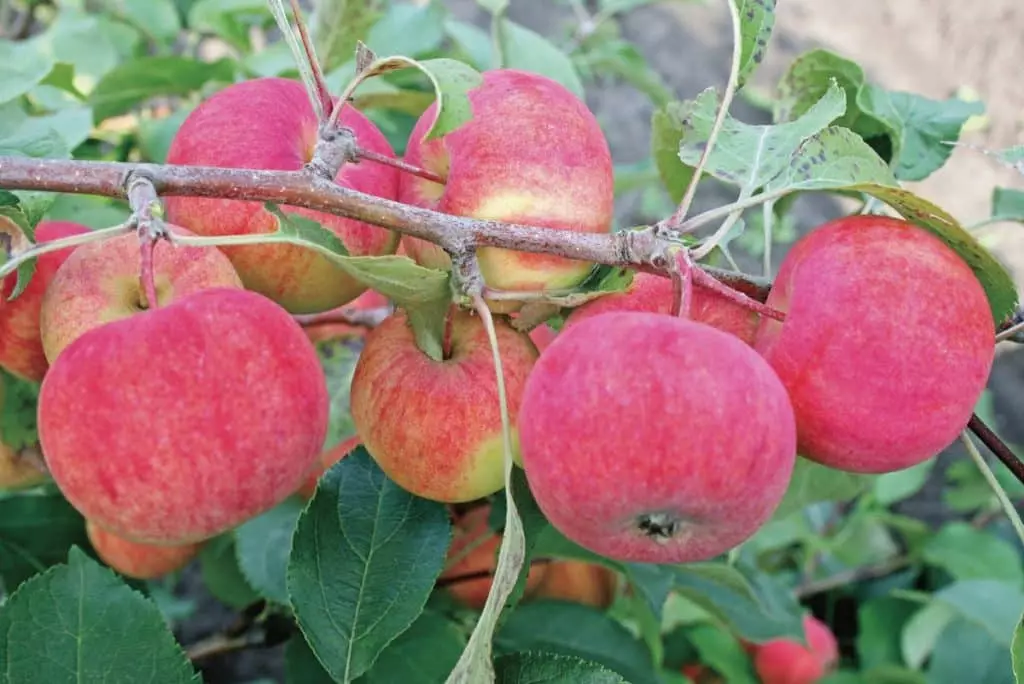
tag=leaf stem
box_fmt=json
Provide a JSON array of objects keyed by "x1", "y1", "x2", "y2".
[
  {"x1": 0, "y1": 223, "x2": 134, "y2": 281},
  {"x1": 659, "y1": 0, "x2": 744, "y2": 230},
  {"x1": 961, "y1": 431, "x2": 1024, "y2": 548}
]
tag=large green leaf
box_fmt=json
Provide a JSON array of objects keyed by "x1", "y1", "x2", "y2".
[
  {"x1": 0, "y1": 489, "x2": 88, "y2": 593},
  {"x1": 233, "y1": 496, "x2": 305, "y2": 605},
  {"x1": 494, "y1": 652, "x2": 629, "y2": 683}
]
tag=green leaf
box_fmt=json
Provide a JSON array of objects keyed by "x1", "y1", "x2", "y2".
[
  {"x1": 356, "y1": 610, "x2": 466, "y2": 683},
  {"x1": 494, "y1": 651, "x2": 629, "y2": 683},
  {"x1": 98, "y1": 0, "x2": 183, "y2": 42},
  {"x1": 0, "y1": 369, "x2": 40, "y2": 452},
  {"x1": 198, "y1": 534, "x2": 261, "y2": 609},
  {"x1": 187, "y1": 0, "x2": 270, "y2": 51},
  {"x1": 495, "y1": 19, "x2": 586, "y2": 99},
  {"x1": 901, "y1": 600, "x2": 957, "y2": 669},
  {"x1": 138, "y1": 106, "x2": 194, "y2": 164},
  {"x1": 0, "y1": 547, "x2": 199, "y2": 683},
  {"x1": 0, "y1": 40, "x2": 56, "y2": 104},
  {"x1": 686, "y1": 623, "x2": 759, "y2": 684},
  {"x1": 286, "y1": 635, "x2": 335, "y2": 684},
  {"x1": 773, "y1": 457, "x2": 873, "y2": 519},
  {"x1": 44, "y1": 194, "x2": 132, "y2": 230},
  {"x1": 316, "y1": 336, "x2": 363, "y2": 451},
  {"x1": 0, "y1": 490, "x2": 88, "y2": 593},
  {"x1": 651, "y1": 104, "x2": 695, "y2": 203},
  {"x1": 861, "y1": 86, "x2": 983, "y2": 181},
  {"x1": 857, "y1": 597, "x2": 920, "y2": 670},
  {"x1": 927, "y1": 618, "x2": 1017, "y2": 684},
  {"x1": 0, "y1": 118, "x2": 72, "y2": 232},
  {"x1": 312, "y1": 0, "x2": 384, "y2": 72},
  {"x1": 992, "y1": 187, "x2": 1024, "y2": 223},
  {"x1": 287, "y1": 447, "x2": 451, "y2": 681},
  {"x1": 677, "y1": 82, "x2": 846, "y2": 189},
  {"x1": 996, "y1": 146, "x2": 1024, "y2": 173},
  {"x1": 445, "y1": 19, "x2": 495, "y2": 71},
  {"x1": 872, "y1": 459, "x2": 935, "y2": 506},
  {"x1": 233, "y1": 496, "x2": 305, "y2": 606},
  {"x1": 33, "y1": 9, "x2": 134, "y2": 91},
  {"x1": 89, "y1": 56, "x2": 236, "y2": 122},
  {"x1": 365, "y1": 1, "x2": 447, "y2": 58},
  {"x1": 763, "y1": 125, "x2": 897, "y2": 192},
  {"x1": 495, "y1": 601, "x2": 659, "y2": 684},
  {"x1": 932, "y1": 580, "x2": 1024, "y2": 645},
  {"x1": 735, "y1": 0, "x2": 777, "y2": 89},
  {"x1": 672, "y1": 563, "x2": 805, "y2": 643},
  {"x1": 921, "y1": 522, "x2": 1024, "y2": 587},
  {"x1": 1012, "y1": 610, "x2": 1023, "y2": 684}
]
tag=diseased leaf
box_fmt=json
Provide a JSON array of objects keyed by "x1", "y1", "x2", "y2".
[
  {"x1": 735, "y1": 0, "x2": 777, "y2": 88},
  {"x1": 0, "y1": 547, "x2": 199, "y2": 683},
  {"x1": 651, "y1": 103, "x2": 695, "y2": 203},
  {"x1": 287, "y1": 448, "x2": 451, "y2": 681}
]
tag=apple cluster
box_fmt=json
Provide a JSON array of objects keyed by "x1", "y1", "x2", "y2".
[{"x1": 0, "y1": 67, "x2": 997, "y2": 586}]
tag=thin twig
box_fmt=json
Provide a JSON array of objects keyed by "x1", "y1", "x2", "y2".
[
  {"x1": 961, "y1": 431, "x2": 1024, "y2": 548},
  {"x1": 356, "y1": 147, "x2": 446, "y2": 184},
  {"x1": 794, "y1": 555, "x2": 912, "y2": 598},
  {"x1": 294, "y1": 305, "x2": 392, "y2": 329},
  {"x1": 967, "y1": 413, "x2": 1024, "y2": 485}
]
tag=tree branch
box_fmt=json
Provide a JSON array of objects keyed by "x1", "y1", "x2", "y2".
[{"x1": 967, "y1": 413, "x2": 1024, "y2": 486}]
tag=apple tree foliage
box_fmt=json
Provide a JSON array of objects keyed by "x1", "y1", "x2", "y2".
[{"x1": 0, "y1": 1, "x2": 1023, "y2": 683}]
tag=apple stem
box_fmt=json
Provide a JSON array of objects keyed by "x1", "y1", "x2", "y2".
[
  {"x1": 671, "y1": 249, "x2": 694, "y2": 318},
  {"x1": 357, "y1": 147, "x2": 446, "y2": 185},
  {"x1": 442, "y1": 309, "x2": 455, "y2": 360},
  {"x1": 138, "y1": 237, "x2": 160, "y2": 309},
  {"x1": 293, "y1": 305, "x2": 392, "y2": 330},
  {"x1": 692, "y1": 267, "x2": 786, "y2": 322}
]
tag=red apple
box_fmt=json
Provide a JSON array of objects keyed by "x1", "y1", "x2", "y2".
[
  {"x1": 87, "y1": 520, "x2": 202, "y2": 580},
  {"x1": 527, "y1": 323, "x2": 558, "y2": 352},
  {"x1": 0, "y1": 220, "x2": 89, "y2": 381},
  {"x1": 399, "y1": 69, "x2": 614, "y2": 311},
  {"x1": 164, "y1": 76, "x2": 400, "y2": 314},
  {"x1": 529, "y1": 559, "x2": 618, "y2": 609},
  {"x1": 752, "y1": 615, "x2": 839, "y2": 684},
  {"x1": 39, "y1": 228, "x2": 244, "y2": 363},
  {"x1": 518, "y1": 311, "x2": 797, "y2": 563},
  {"x1": 564, "y1": 271, "x2": 760, "y2": 344},
  {"x1": 754, "y1": 216, "x2": 995, "y2": 473},
  {"x1": 350, "y1": 308, "x2": 539, "y2": 503},
  {"x1": 440, "y1": 505, "x2": 547, "y2": 609},
  {"x1": 38, "y1": 287, "x2": 329, "y2": 544}
]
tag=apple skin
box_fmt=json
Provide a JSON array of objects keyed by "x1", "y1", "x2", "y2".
[
  {"x1": 752, "y1": 615, "x2": 839, "y2": 684},
  {"x1": 0, "y1": 220, "x2": 90, "y2": 381},
  {"x1": 399, "y1": 69, "x2": 614, "y2": 310},
  {"x1": 564, "y1": 272, "x2": 760, "y2": 345},
  {"x1": 527, "y1": 324, "x2": 558, "y2": 352},
  {"x1": 87, "y1": 520, "x2": 202, "y2": 580},
  {"x1": 530, "y1": 560, "x2": 618, "y2": 609},
  {"x1": 37, "y1": 287, "x2": 330, "y2": 544},
  {"x1": 40, "y1": 229, "x2": 244, "y2": 364},
  {"x1": 164, "y1": 76, "x2": 400, "y2": 314},
  {"x1": 296, "y1": 435, "x2": 361, "y2": 501},
  {"x1": 440, "y1": 505, "x2": 547, "y2": 609},
  {"x1": 350, "y1": 308, "x2": 539, "y2": 503},
  {"x1": 754, "y1": 216, "x2": 995, "y2": 474},
  {"x1": 518, "y1": 311, "x2": 797, "y2": 563}
]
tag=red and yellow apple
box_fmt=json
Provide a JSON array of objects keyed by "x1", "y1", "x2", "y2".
[
  {"x1": 564, "y1": 271, "x2": 760, "y2": 345},
  {"x1": 399, "y1": 69, "x2": 614, "y2": 311},
  {"x1": 164, "y1": 76, "x2": 401, "y2": 314},
  {"x1": 518, "y1": 311, "x2": 797, "y2": 563},
  {"x1": 754, "y1": 216, "x2": 995, "y2": 473},
  {"x1": 38, "y1": 287, "x2": 329, "y2": 544},
  {"x1": 530, "y1": 559, "x2": 618, "y2": 609},
  {"x1": 87, "y1": 520, "x2": 203, "y2": 580},
  {"x1": 0, "y1": 219, "x2": 89, "y2": 381},
  {"x1": 40, "y1": 228, "x2": 243, "y2": 363},
  {"x1": 350, "y1": 307, "x2": 539, "y2": 502},
  {"x1": 751, "y1": 615, "x2": 839, "y2": 684}
]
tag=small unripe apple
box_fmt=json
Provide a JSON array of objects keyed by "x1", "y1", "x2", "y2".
[
  {"x1": 87, "y1": 521, "x2": 202, "y2": 580},
  {"x1": 350, "y1": 308, "x2": 539, "y2": 503},
  {"x1": 38, "y1": 287, "x2": 329, "y2": 544},
  {"x1": 165, "y1": 76, "x2": 400, "y2": 314},
  {"x1": 0, "y1": 220, "x2": 90, "y2": 381},
  {"x1": 754, "y1": 215, "x2": 995, "y2": 473},
  {"x1": 439, "y1": 505, "x2": 547, "y2": 609},
  {"x1": 519, "y1": 311, "x2": 796, "y2": 563},
  {"x1": 39, "y1": 228, "x2": 244, "y2": 363},
  {"x1": 565, "y1": 271, "x2": 759, "y2": 344},
  {"x1": 752, "y1": 615, "x2": 839, "y2": 684},
  {"x1": 399, "y1": 69, "x2": 614, "y2": 311}
]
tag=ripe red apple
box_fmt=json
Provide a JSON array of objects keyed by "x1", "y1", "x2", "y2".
[
  {"x1": 440, "y1": 505, "x2": 547, "y2": 609},
  {"x1": 296, "y1": 435, "x2": 362, "y2": 501},
  {"x1": 564, "y1": 271, "x2": 760, "y2": 344},
  {"x1": 39, "y1": 229, "x2": 244, "y2": 363},
  {"x1": 0, "y1": 220, "x2": 89, "y2": 381},
  {"x1": 754, "y1": 216, "x2": 995, "y2": 473},
  {"x1": 87, "y1": 520, "x2": 202, "y2": 580},
  {"x1": 399, "y1": 69, "x2": 614, "y2": 311},
  {"x1": 38, "y1": 287, "x2": 329, "y2": 544},
  {"x1": 164, "y1": 76, "x2": 400, "y2": 314},
  {"x1": 518, "y1": 311, "x2": 797, "y2": 563},
  {"x1": 752, "y1": 615, "x2": 839, "y2": 684},
  {"x1": 530, "y1": 559, "x2": 618, "y2": 609},
  {"x1": 350, "y1": 308, "x2": 539, "y2": 503}
]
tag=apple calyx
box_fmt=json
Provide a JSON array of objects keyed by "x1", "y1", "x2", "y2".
[{"x1": 636, "y1": 511, "x2": 686, "y2": 544}]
